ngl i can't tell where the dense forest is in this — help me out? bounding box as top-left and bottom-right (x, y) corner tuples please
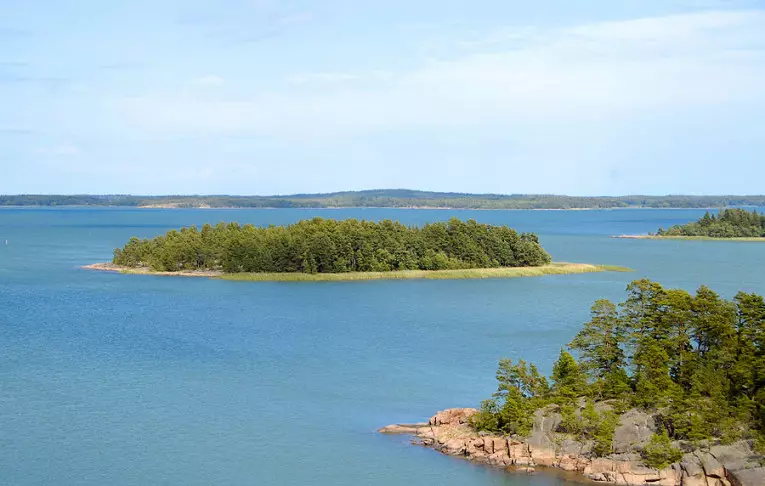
(472, 279), (765, 467)
(4, 190), (765, 210)
(656, 208), (765, 238)
(112, 218), (551, 273)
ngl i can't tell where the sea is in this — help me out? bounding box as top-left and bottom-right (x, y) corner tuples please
(1, 207), (764, 485)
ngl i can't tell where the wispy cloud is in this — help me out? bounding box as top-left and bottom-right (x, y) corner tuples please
(0, 27), (31, 39)
(34, 144), (81, 156)
(175, 1), (314, 44)
(119, 10), (765, 136)
(0, 128), (34, 136)
(192, 74), (225, 86)
(276, 11), (313, 27)
(286, 70), (393, 85)
(287, 72), (363, 85)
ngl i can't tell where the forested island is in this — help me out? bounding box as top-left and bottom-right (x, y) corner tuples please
(382, 279), (765, 485)
(97, 218), (626, 281)
(5, 190), (765, 210)
(654, 208), (765, 239)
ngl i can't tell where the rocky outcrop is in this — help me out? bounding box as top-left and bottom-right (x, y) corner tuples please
(380, 408), (765, 486)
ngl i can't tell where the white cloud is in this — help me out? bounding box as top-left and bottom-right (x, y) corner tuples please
(117, 10), (765, 136)
(277, 11), (313, 26)
(286, 71), (393, 85)
(33, 144), (80, 156)
(192, 75), (225, 87)
(286, 72), (363, 85)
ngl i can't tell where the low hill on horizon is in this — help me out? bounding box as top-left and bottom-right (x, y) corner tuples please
(3, 190), (765, 210)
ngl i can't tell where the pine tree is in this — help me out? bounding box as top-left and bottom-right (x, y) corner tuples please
(569, 299), (628, 398)
(551, 349), (587, 400)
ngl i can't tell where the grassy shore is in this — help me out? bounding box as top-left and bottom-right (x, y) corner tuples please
(84, 262), (630, 282)
(614, 235), (765, 242)
(218, 263), (631, 282)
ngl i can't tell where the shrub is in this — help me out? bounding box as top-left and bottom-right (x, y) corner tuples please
(642, 431), (683, 469)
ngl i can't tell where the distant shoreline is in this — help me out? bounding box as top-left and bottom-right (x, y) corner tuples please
(613, 235), (765, 241)
(83, 262), (631, 282)
(1, 205), (742, 212)
(5, 190), (765, 211)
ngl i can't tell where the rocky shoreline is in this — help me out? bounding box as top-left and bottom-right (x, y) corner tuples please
(82, 262), (222, 278)
(379, 408), (765, 486)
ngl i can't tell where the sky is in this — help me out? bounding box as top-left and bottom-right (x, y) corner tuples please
(1, 0), (764, 196)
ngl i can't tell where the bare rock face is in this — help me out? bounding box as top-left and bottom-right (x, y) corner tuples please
(729, 467), (765, 486)
(379, 408), (765, 486)
(378, 423), (429, 435)
(612, 409), (656, 454)
(428, 408), (477, 426)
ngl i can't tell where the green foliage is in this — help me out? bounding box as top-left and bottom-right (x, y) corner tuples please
(581, 399), (600, 436)
(473, 278), (765, 455)
(592, 411), (619, 457)
(570, 299), (628, 399)
(657, 209), (765, 238)
(497, 388), (535, 436)
(642, 431), (683, 470)
(112, 218), (551, 274)
(471, 399), (501, 432)
(551, 349), (587, 400)
(558, 403), (582, 435)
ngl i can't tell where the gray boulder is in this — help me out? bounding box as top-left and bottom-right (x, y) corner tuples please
(612, 409), (656, 453)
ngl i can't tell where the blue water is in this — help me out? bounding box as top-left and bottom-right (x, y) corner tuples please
(1, 207), (764, 485)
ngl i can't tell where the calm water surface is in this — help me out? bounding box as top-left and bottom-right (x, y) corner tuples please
(1, 207), (764, 485)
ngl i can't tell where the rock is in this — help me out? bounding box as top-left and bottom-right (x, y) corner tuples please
(487, 450), (511, 466)
(491, 437), (507, 455)
(429, 408), (477, 426)
(612, 409), (656, 454)
(380, 409), (765, 486)
(526, 406), (560, 450)
(710, 442), (760, 472)
(378, 423), (429, 434)
(680, 454), (704, 477)
(729, 467), (765, 486)
(441, 438), (467, 455)
(697, 451), (726, 479)
(558, 437), (584, 456)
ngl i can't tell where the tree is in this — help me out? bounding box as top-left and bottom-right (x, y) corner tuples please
(642, 431), (683, 469)
(551, 349), (587, 400)
(569, 299), (628, 398)
(112, 218), (551, 274)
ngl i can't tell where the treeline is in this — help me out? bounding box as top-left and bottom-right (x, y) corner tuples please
(657, 208), (765, 238)
(113, 218), (551, 273)
(4, 191), (765, 210)
(472, 279), (765, 466)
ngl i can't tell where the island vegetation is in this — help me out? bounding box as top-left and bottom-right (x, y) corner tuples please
(655, 208), (765, 239)
(112, 217), (553, 274)
(5, 190), (765, 210)
(471, 279), (765, 467)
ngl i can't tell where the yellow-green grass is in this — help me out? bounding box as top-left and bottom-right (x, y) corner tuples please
(616, 235), (765, 242)
(85, 262), (631, 282)
(217, 263), (632, 282)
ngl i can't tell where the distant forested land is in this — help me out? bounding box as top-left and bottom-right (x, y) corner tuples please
(657, 208), (765, 238)
(4, 190), (765, 210)
(113, 217), (551, 273)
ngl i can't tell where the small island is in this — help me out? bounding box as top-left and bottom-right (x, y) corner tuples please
(381, 279), (765, 485)
(617, 209), (765, 241)
(89, 217), (628, 281)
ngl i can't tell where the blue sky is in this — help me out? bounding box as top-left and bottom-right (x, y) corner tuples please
(1, 0), (764, 195)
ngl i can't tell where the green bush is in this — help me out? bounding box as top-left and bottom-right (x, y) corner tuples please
(592, 411), (619, 457)
(642, 432), (683, 469)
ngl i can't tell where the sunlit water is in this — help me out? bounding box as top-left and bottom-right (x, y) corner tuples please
(1, 207), (764, 485)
